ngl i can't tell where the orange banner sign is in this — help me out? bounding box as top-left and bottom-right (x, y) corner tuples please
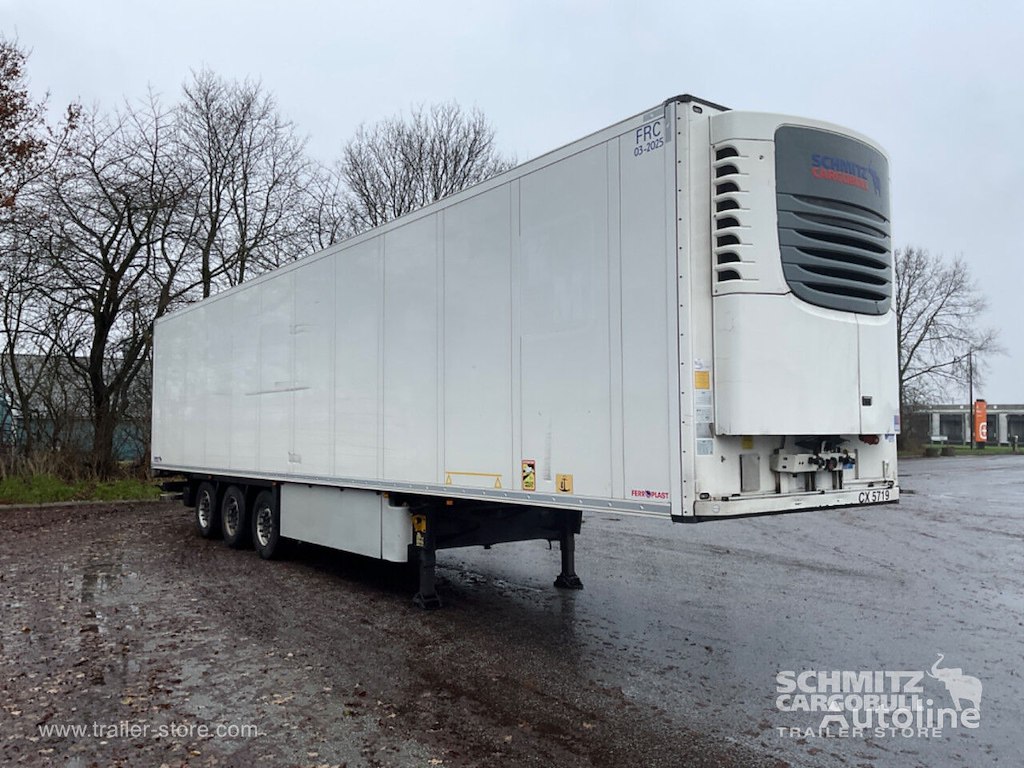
(974, 399), (988, 443)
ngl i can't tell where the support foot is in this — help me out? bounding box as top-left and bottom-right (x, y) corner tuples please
(412, 591), (443, 610)
(410, 509), (442, 609)
(555, 513), (583, 590)
(554, 573), (584, 590)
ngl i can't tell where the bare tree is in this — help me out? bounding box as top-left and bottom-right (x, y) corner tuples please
(24, 97), (187, 475)
(0, 222), (71, 457)
(178, 70), (310, 294)
(0, 37), (80, 465)
(3, 70), (519, 478)
(895, 246), (1000, 425)
(297, 161), (349, 252)
(341, 102), (515, 232)
(177, 70), (236, 298)
(225, 89), (309, 277)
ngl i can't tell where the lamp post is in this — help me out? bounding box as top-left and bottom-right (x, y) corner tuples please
(967, 350), (975, 450)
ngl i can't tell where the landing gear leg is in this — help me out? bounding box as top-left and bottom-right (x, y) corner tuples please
(412, 509), (442, 610)
(554, 511), (583, 590)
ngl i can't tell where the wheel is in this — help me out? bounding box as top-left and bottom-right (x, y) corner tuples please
(194, 481), (220, 539)
(251, 490), (283, 560)
(221, 485), (251, 549)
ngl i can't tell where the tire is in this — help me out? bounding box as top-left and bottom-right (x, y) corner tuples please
(251, 490), (283, 560)
(194, 481), (220, 539)
(221, 485), (251, 549)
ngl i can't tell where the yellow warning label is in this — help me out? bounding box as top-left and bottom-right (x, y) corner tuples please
(694, 370), (711, 390)
(741, 435), (754, 450)
(445, 470), (502, 488)
(522, 460), (536, 491)
(556, 474), (574, 494)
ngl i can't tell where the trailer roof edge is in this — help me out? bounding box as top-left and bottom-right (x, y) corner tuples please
(663, 94), (730, 112)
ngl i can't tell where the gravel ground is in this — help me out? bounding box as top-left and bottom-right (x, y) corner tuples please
(1, 503), (777, 767)
(1, 455), (1019, 767)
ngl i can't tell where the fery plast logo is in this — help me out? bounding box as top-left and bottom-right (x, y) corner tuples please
(631, 489), (669, 500)
(811, 153), (881, 195)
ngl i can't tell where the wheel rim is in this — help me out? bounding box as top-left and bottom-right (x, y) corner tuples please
(197, 490), (212, 529)
(255, 504), (273, 547)
(224, 496), (240, 536)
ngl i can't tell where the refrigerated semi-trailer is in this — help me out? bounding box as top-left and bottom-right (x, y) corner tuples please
(152, 94), (900, 608)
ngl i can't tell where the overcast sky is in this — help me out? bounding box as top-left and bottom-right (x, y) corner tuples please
(4, 0), (1022, 402)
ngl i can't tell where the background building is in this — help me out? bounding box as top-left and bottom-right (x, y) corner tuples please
(913, 403), (1024, 445)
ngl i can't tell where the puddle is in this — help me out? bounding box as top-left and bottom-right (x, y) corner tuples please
(78, 560), (128, 604)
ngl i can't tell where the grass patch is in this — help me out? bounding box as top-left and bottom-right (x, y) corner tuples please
(945, 445), (1023, 456)
(906, 444), (1024, 458)
(86, 478), (162, 501)
(0, 474), (161, 504)
(0, 475), (79, 504)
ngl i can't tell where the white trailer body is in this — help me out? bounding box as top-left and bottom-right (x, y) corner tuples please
(152, 95), (899, 604)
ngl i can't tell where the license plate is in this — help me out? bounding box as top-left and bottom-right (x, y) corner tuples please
(858, 489), (892, 504)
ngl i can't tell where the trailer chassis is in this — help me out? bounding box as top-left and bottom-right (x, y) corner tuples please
(165, 472), (584, 609)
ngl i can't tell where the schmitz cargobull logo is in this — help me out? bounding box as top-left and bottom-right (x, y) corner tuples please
(775, 653), (982, 739)
(810, 153), (881, 195)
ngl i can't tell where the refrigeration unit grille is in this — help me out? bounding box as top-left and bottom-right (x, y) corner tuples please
(776, 193), (892, 314)
(712, 144), (751, 284)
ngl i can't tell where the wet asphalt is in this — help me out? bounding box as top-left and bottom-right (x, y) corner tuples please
(1, 455), (1020, 766)
(444, 455), (1021, 766)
